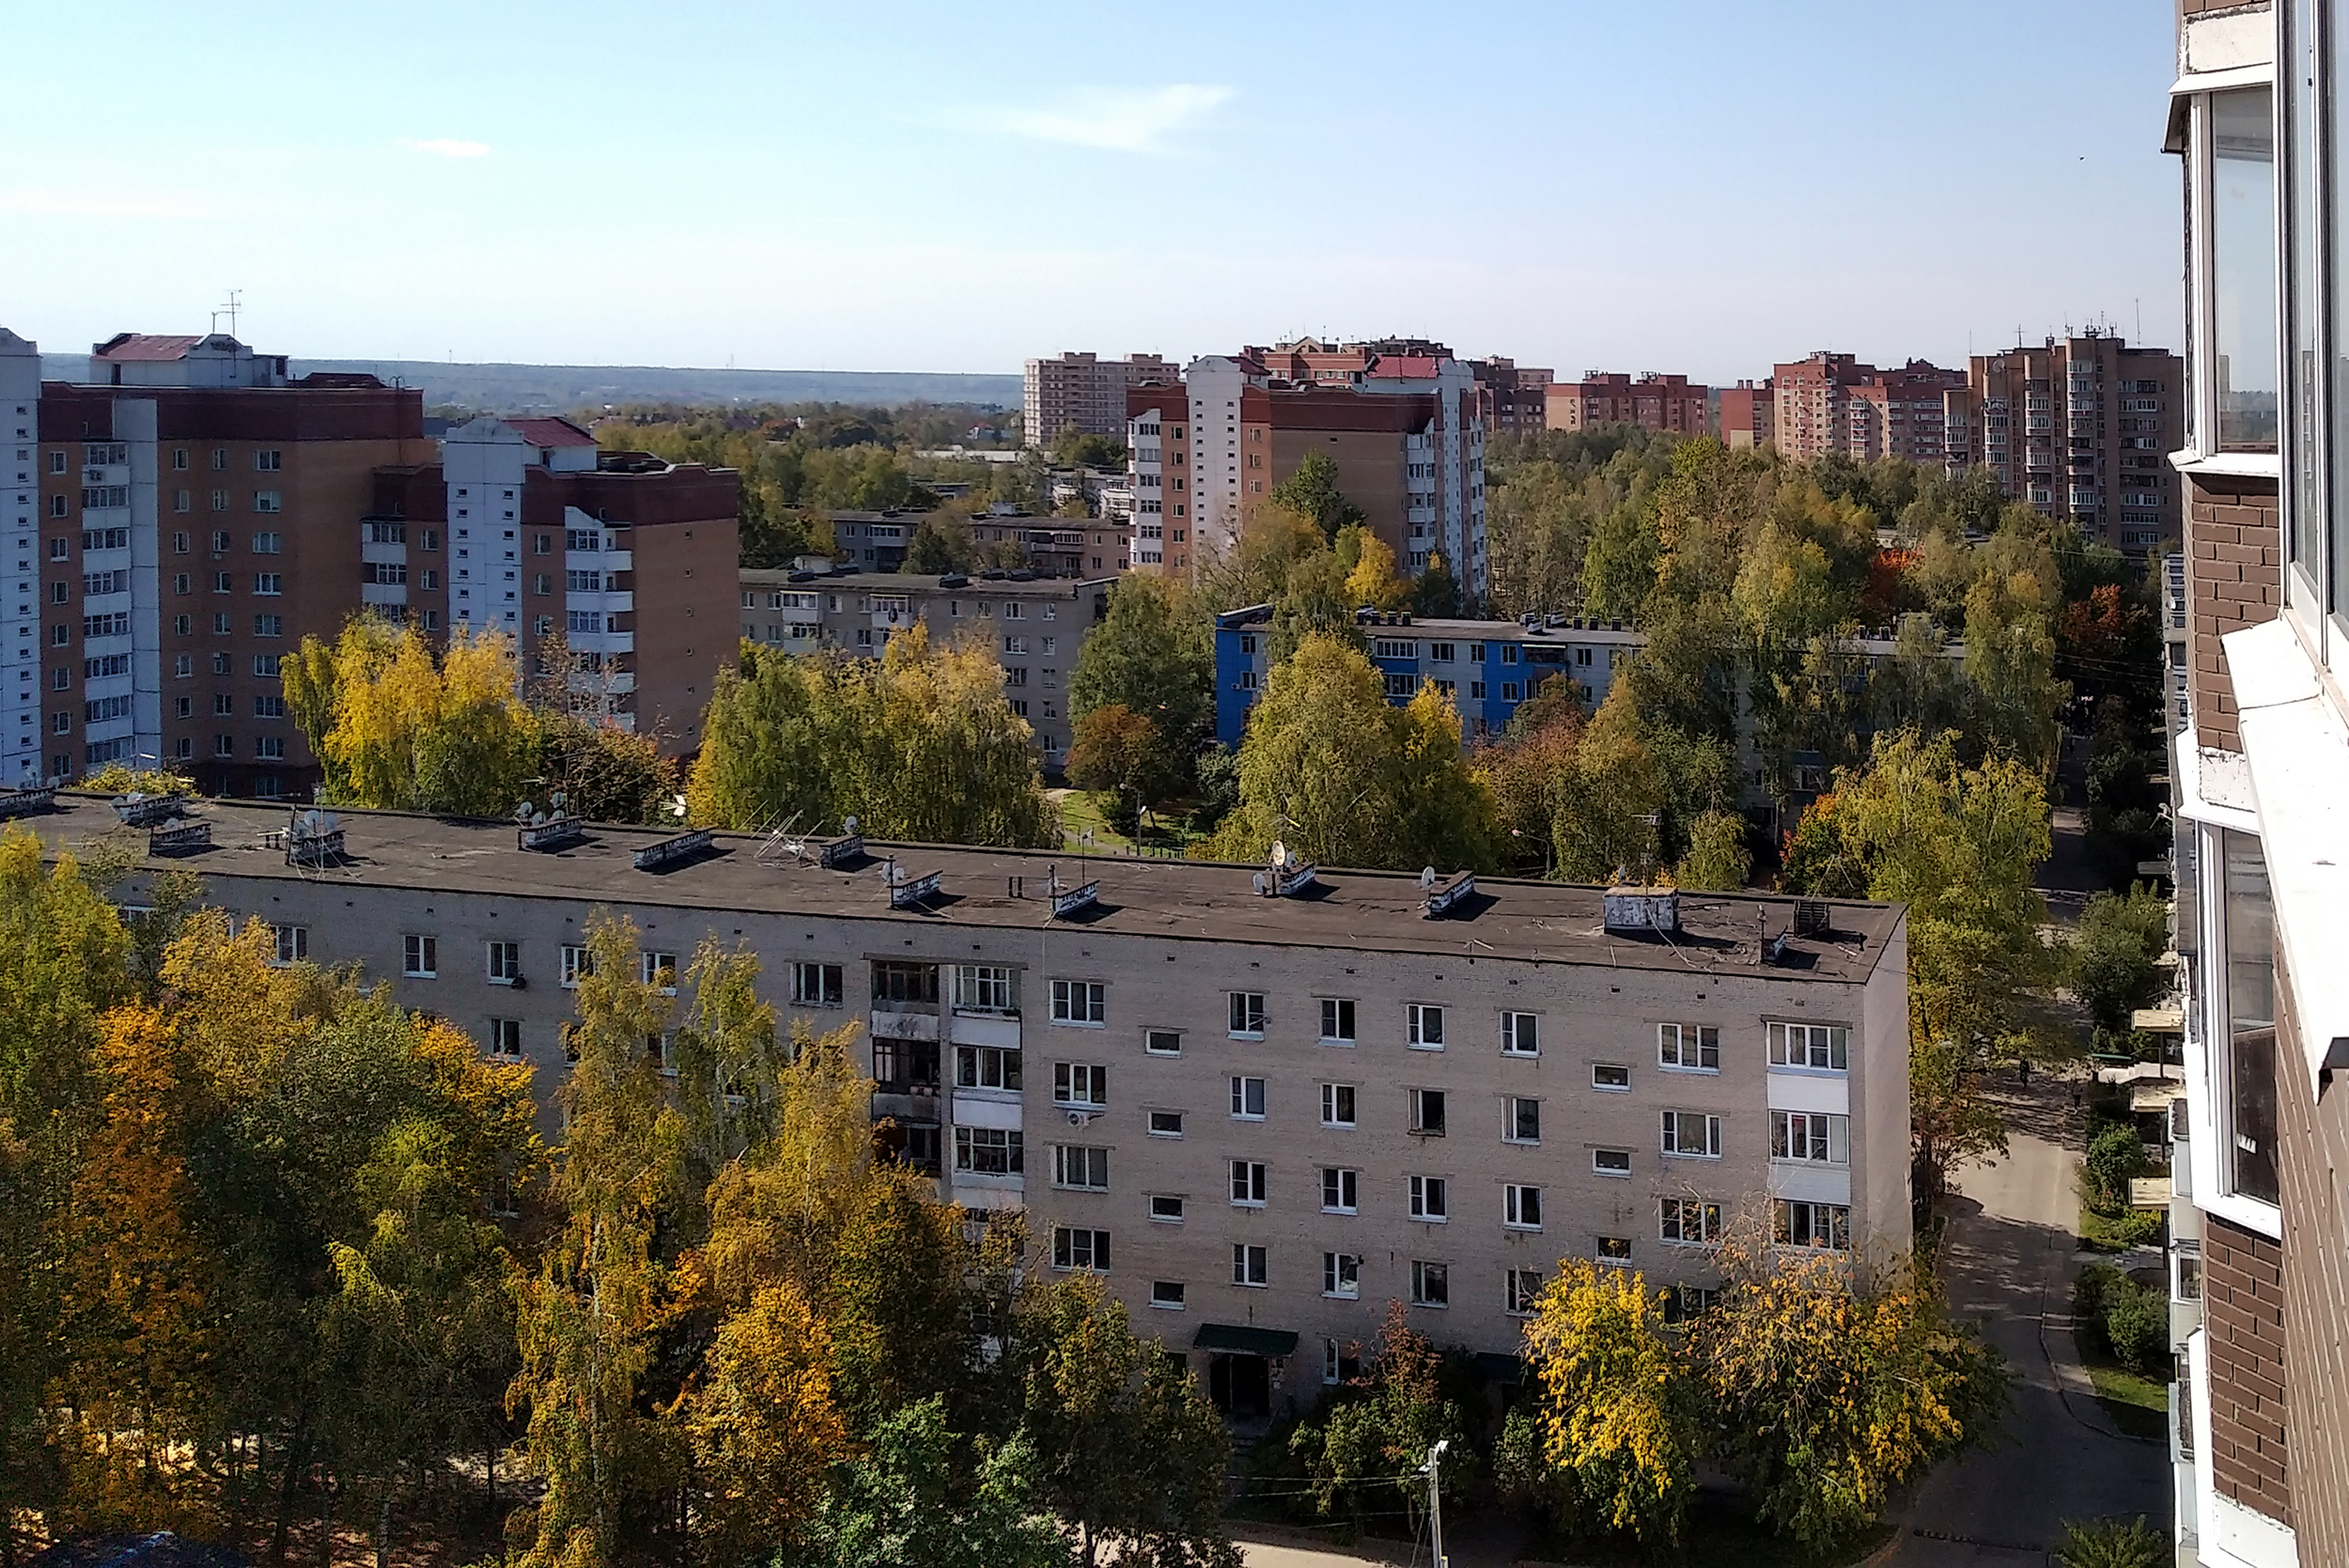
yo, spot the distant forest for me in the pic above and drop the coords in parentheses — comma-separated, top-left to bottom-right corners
(282, 359, 1019, 416)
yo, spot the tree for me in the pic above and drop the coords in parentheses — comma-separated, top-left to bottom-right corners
(2071, 884, 2170, 1033)
(1550, 684, 1665, 884)
(1690, 1238, 2008, 1552)
(903, 512, 975, 576)
(1067, 705, 1183, 817)
(679, 1282, 849, 1565)
(1677, 810, 1751, 890)
(1579, 502, 1660, 620)
(1474, 676, 1584, 874)
(1266, 451, 1365, 541)
(1203, 632, 1496, 873)
(690, 626, 1060, 846)
(1517, 1260, 1699, 1547)
(1339, 525, 1408, 610)
(285, 618, 539, 816)
(795, 1399, 1071, 1568)
(537, 714, 679, 826)
(1289, 1303, 1472, 1540)
(1012, 1276, 1239, 1568)
(1067, 576, 1214, 754)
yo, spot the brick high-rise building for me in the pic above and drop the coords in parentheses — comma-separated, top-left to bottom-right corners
(1768, 351, 1963, 464)
(1941, 334, 2185, 553)
(1467, 357, 1554, 439)
(1126, 350, 1486, 591)
(1023, 352, 1179, 447)
(1543, 372, 1710, 437)
(1719, 380, 1774, 449)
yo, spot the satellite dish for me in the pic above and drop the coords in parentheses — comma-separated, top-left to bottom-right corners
(843, 814, 860, 836)
(551, 790, 568, 811)
(1252, 872, 1270, 895)
(514, 800, 534, 823)
(1421, 865, 1439, 891)
(1270, 840, 1289, 869)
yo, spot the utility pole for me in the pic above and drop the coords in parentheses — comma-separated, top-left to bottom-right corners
(1424, 1438, 1450, 1568)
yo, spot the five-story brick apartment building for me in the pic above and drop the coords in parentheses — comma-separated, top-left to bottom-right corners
(26, 794, 1910, 1421)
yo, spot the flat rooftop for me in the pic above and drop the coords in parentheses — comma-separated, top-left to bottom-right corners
(740, 569, 1117, 597)
(15, 794, 1900, 984)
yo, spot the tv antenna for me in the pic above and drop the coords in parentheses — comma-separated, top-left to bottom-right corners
(211, 289, 243, 338)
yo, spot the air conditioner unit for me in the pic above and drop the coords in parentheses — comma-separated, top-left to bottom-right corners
(1066, 1109, 1091, 1126)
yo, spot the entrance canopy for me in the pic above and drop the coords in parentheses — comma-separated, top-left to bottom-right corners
(1192, 1323, 1299, 1357)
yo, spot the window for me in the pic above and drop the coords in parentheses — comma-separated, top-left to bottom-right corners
(1505, 1185, 1544, 1230)
(1410, 1261, 1449, 1308)
(873, 1037, 941, 1091)
(956, 1045, 1023, 1091)
(252, 533, 281, 555)
(1504, 1095, 1540, 1143)
(1150, 1281, 1186, 1310)
(1322, 1251, 1361, 1299)
(255, 694, 286, 719)
(1144, 1028, 1182, 1056)
(253, 450, 281, 472)
(403, 935, 438, 978)
(1775, 1200, 1851, 1251)
(1594, 1147, 1632, 1176)
(489, 1018, 522, 1060)
(1321, 1166, 1359, 1214)
(1592, 1063, 1631, 1092)
(560, 945, 594, 987)
(1050, 979, 1106, 1025)
(2221, 829, 2278, 1203)
(1660, 1197, 1724, 1246)
(1318, 997, 1356, 1043)
(636, 951, 677, 994)
(253, 614, 283, 638)
(487, 940, 521, 984)
(1506, 1267, 1544, 1316)
(791, 962, 844, 1007)
(1053, 1063, 1106, 1108)
(1657, 1023, 1720, 1071)
(272, 924, 309, 965)
(1228, 990, 1266, 1036)
(1408, 1088, 1446, 1136)
(1147, 1110, 1184, 1138)
(1053, 1144, 1110, 1189)
(254, 490, 282, 514)
(1231, 1245, 1268, 1287)
(955, 964, 1014, 1013)
(1770, 1110, 1850, 1164)
(1501, 1011, 1539, 1056)
(1149, 1193, 1186, 1223)
(870, 961, 938, 1003)
(1768, 1021, 1848, 1070)
(2210, 85, 2279, 452)
(1229, 1076, 1266, 1119)
(1229, 1160, 1268, 1205)
(1052, 1227, 1109, 1272)
(1320, 1082, 1356, 1128)
(1661, 1111, 1722, 1158)
(1324, 1338, 1361, 1385)
(1596, 1236, 1633, 1265)
(1406, 1003, 1446, 1049)
(1408, 1175, 1448, 1221)
(254, 654, 281, 677)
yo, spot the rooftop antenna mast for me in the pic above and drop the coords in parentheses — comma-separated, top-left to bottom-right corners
(211, 289, 243, 338)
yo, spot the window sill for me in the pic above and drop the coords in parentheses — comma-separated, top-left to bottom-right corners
(1408, 1043, 1445, 1052)
(2225, 616, 2349, 1083)
(1662, 1152, 1722, 1161)
(1408, 1301, 1449, 1311)
(1658, 1063, 1720, 1076)
(1505, 1223, 1544, 1234)
(1409, 1215, 1449, 1225)
(1319, 1037, 1357, 1048)
(1766, 1063, 1848, 1078)
(1501, 1048, 1539, 1061)
(1050, 1018, 1106, 1029)
(1228, 1031, 1265, 1042)
(2168, 450, 2281, 479)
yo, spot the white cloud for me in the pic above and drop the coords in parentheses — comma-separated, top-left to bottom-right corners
(967, 84, 1233, 154)
(397, 137, 491, 160)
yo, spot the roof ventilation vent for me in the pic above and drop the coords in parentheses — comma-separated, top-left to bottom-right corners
(1602, 886, 1679, 934)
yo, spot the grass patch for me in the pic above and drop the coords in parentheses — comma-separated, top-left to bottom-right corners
(2080, 1203, 2164, 1252)
(1050, 788, 1133, 853)
(1524, 1491, 1898, 1567)
(2079, 1350, 2170, 1441)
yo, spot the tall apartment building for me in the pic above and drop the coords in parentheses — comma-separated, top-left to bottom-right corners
(1719, 380, 1774, 449)
(1468, 358, 1555, 438)
(2, 333, 45, 788)
(2157, 5, 2349, 1564)
(1023, 353, 1179, 446)
(13, 330, 437, 798)
(1942, 334, 2186, 553)
(35, 793, 1910, 1418)
(367, 416, 739, 751)
(1543, 372, 1711, 438)
(738, 567, 1114, 768)
(1126, 354, 1487, 592)
(1769, 352, 1964, 465)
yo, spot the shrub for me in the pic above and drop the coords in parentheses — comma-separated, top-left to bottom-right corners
(2103, 1284, 2168, 1374)
(2054, 1514, 2170, 1568)
(2082, 1124, 2146, 1212)
(2074, 1262, 2126, 1326)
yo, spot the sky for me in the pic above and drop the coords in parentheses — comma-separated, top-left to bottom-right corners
(1, 0, 2186, 383)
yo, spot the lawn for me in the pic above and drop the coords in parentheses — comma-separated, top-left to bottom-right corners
(2079, 1350, 2170, 1441)
(1050, 787, 1200, 857)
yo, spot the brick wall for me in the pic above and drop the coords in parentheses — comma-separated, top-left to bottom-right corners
(2208, 1213, 2293, 1524)
(2181, 0, 2269, 18)
(2278, 953, 2349, 1558)
(2185, 473, 2280, 751)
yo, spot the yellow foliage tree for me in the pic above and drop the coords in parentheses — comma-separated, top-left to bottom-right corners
(1341, 527, 1409, 611)
(679, 1281, 849, 1562)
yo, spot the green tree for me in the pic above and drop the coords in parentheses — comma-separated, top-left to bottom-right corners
(537, 714, 679, 826)
(1550, 684, 1665, 884)
(1676, 810, 1751, 891)
(2072, 884, 2170, 1032)
(1412, 551, 1464, 617)
(1289, 1304, 1473, 1540)
(1267, 450, 1366, 541)
(1517, 1260, 1699, 1547)
(903, 512, 975, 575)
(795, 1399, 1071, 1568)
(1068, 704, 1184, 820)
(2053, 1516, 2171, 1568)
(1067, 576, 1214, 753)
(1012, 1275, 1239, 1568)
(1579, 501, 1660, 620)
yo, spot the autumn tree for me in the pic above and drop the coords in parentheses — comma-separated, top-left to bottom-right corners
(1289, 1303, 1473, 1540)
(1676, 810, 1752, 890)
(1204, 632, 1496, 873)
(1067, 574, 1214, 753)
(1267, 450, 1366, 540)
(1067, 704, 1186, 818)
(1337, 524, 1409, 611)
(678, 1282, 849, 1564)
(1515, 1261, 1699, 1547)
(690, 624, 1059, 846)
(1473, 675, 1586, 874)
(537, 713, 679, 826)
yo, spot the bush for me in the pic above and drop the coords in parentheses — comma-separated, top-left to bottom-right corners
(2054, 1514, 2171, 1568)
(2074, 1262, 2125, 1325)
(2103, 1284, 2168, 1374)
(2082, 1124, 2146, 1212)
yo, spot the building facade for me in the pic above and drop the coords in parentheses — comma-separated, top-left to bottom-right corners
(1769, 352, 1964, 465)
(1942, 334, 2186, 553)
(1024, 353, 1179, 446)
(1543, 373, 1712, 438)
(739, 567, 1113, 768)
(1719, 380, 1775, 450)
(3, 332, 45, 789)
(38, 793, 1910, 1417)
(1125, 355, 1488, 593)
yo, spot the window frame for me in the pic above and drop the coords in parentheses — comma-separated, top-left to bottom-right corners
(402, 933, 438, 979)
(1228, 990, 1267, 1038)
(1317, 996, 1357, 1044)
(1231, 1243, 1268, 1288)
(1657, 1022, 1721, 1072)
(1766, 1020, 1849, 1072)
(1504, 1183, 1544, 1231)
(1050, 977, 1107, 1026)
(1320, 1165, 1360, 1215)
(1051, 1225, 1109, 1272)
(1501, 1010, 1539, 1057)
(559, 944, 593, 988)
(1228, 1158, 1268, 1207)
(1660, 1110, 1723, 1158)
(1408, 1173, 1448, 1222)
(1592, 1062, 1631, 1092)
(1229, 1075, 1266, 1120)
(1322, 1250, 1361, 1299)
(1409, 1260, 1449, 1309)
(1407, 1001, 1446, 1049)
(1320, 1081, 1357, 1127)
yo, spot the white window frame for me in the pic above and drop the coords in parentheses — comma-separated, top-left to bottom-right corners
(1229, 1159, 1268, 1207)
(1229, 1075, 1266, 1120)
(1408, 1174, 1448, 1221)
(1321, 1166, 1359, 1215)
(1408, 1002, 1446, 1049)
(1147, 1110, 1184, 1138)
(1501, 1010, 1539, 1056)
(1318, 996, 1356, 1044)
(1657, 1022, 1720, 1072)
(1149, 1280, 1186, 1310)
(1143, 1028, 1182, 1056)
(487, 939, 521, 985)
(1504, 1183, 1543, 1231)
(1051, 1062, 1107, 1109)
(560, 944, 593, 988)
(955, 1126, 1024, 1176)
(1661, 1110, 1722, 1158)
(1767, 1021, 1848, 1071)
(1409, 1260, 1449, 1308)
(1228, 990, 1266, 1038)
(1320, 1081, 1356, 1127)
(1050, 978, 1107, 1026)
(641, 950, 677, 996)
(1148, 1193, 1185, 1223)
(1051, 1226, 1109, 1272)
(1592, 1062, 1631, 1092)
(402, 933, 437, 979)
(1231, 1243, 1268, 1287)
(1659, 1196, 1724, 1247)
(1593, 1147, 1632, 1177)
(1769, 1110, 1850, 1165)
(1322, 1251, 1361, 1299)
(1052, 1143, 1110, 1190)
(271, 924, 308, 966)
(1504, 1094, 1540, 1144)
(955, 963, 1016, 1014)
(1506, 1267, 1544, 1317)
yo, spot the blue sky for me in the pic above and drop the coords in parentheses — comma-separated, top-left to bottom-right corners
(2, 1, 2185, 381)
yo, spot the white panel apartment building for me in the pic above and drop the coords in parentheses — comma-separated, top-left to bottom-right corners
(46, 795, 1913, 1418)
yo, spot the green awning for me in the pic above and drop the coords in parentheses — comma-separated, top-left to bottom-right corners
(1474, 1352, 1525, 1386)
(1192, 1323, 1299, 1357)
